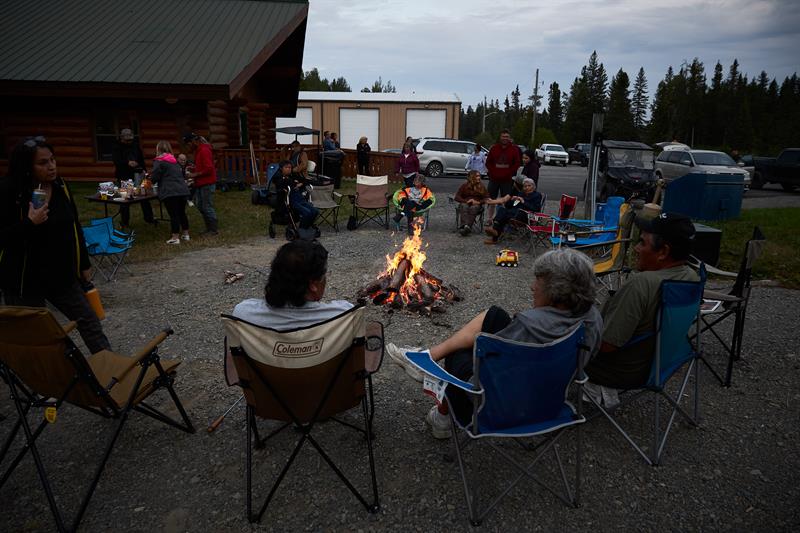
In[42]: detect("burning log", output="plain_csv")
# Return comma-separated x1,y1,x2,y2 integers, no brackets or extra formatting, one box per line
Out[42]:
414,273,435,302
388,259,411,292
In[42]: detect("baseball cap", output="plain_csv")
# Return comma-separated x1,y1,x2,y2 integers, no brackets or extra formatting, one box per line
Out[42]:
635,211,695,247
120,128,134,140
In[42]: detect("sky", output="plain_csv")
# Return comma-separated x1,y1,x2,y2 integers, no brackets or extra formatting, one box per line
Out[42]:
302,0,800,109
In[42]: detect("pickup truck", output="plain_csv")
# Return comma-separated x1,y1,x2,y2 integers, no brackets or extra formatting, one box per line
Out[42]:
751,148,800,191
535,143,569,166
568,143,590,166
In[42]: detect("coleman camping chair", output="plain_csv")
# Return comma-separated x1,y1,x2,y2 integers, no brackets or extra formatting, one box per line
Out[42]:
221,305,384,525
0,306,194,533
584,266,706,466
527,194,577,251
391,188,436,232
573,203,636,296
349,174,390,229
550,197,626,251
310,183,344,232
405,325,588,526
691,227,766,387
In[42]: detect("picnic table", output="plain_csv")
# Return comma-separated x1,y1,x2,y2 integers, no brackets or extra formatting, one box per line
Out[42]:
85,192,167,222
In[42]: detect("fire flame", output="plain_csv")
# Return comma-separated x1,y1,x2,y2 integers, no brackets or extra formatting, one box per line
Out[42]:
378,220,439,304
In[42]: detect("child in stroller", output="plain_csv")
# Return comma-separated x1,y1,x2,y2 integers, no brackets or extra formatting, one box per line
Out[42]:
268,160,320,240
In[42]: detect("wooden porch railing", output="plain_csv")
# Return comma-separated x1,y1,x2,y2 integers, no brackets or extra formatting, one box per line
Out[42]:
216,148,402,184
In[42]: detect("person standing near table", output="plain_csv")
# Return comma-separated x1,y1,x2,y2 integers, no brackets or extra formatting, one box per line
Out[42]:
184,132,219,235
112,128,155,228
151,140,190,245
0,137,111,354
485,129,521,226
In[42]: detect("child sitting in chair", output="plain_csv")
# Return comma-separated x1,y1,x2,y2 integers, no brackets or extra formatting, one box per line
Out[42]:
393,174,434,235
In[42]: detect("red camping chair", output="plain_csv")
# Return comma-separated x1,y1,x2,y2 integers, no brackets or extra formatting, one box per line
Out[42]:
527,194,577,252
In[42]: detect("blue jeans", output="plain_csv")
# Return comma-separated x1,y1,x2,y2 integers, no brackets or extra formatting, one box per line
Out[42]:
194,184,218,231
290,191,319,228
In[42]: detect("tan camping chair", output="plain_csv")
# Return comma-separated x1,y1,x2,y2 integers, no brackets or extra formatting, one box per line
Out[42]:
349,174,389,229
0,306,194,533
310,183,344,231
222,305,384,525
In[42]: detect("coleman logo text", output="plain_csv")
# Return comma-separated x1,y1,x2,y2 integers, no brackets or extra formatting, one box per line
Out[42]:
273,339,324,358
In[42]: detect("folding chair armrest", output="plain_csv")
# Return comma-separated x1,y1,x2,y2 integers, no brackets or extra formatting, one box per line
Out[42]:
572,237,630,251
689,256,737,278
62,320,78,334
347,193,357,205
130,328,174,365
333,191,344,205
405,351,481,394
703,289,742,302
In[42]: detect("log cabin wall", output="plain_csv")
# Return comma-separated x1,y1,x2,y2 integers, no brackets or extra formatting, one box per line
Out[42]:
0,97,273,180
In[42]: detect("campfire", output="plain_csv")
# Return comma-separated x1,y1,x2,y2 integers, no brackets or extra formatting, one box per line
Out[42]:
357,223,461,314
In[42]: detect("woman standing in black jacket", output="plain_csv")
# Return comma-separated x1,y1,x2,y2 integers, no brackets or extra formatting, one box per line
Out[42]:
356,136,371,175
0,137,111,354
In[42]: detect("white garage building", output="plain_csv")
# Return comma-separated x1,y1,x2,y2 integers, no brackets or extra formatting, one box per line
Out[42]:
276,91,461,151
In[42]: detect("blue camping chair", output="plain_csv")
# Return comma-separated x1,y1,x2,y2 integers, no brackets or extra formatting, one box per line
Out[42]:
406,325,588,526
550,196,625,249
87,217,135,246
585,265,707,466
82,223,134,282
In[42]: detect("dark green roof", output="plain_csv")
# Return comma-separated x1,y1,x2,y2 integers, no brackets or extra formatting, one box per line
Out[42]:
0,0,307,97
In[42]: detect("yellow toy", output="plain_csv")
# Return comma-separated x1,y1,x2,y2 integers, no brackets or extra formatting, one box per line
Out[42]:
496,249,519,267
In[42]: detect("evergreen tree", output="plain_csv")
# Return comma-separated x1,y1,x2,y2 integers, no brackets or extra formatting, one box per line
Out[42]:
299,68,330,91
329,77,351,92
585,51,608,112
562,74,592,146
362,77,396,93
546,81,563,138
605,69,637,140
631,67,649,134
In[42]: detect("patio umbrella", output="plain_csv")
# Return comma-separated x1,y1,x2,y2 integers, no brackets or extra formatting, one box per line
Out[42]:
271,126,320,141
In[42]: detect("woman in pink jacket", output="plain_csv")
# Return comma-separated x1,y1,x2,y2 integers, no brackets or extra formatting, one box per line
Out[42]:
395,142,420,187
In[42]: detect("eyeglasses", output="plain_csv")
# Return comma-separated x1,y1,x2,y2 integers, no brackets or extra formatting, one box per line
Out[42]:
23,135,46,148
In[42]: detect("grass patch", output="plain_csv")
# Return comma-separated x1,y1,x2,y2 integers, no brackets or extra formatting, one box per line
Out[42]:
71,180,403,264
706,207,800,289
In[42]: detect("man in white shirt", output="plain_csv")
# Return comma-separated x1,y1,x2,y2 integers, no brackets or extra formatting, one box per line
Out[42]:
232,240,352,330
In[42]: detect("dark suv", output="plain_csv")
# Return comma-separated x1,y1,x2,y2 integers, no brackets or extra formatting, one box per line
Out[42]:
568,143,591,166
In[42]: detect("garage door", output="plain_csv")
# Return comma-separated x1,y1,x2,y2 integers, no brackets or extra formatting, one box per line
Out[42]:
339,108,379,150
275,108,313,145
406,109,446,139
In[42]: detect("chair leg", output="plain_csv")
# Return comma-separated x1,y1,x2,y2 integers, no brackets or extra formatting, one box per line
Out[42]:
361,395,380,512
449,411,479,526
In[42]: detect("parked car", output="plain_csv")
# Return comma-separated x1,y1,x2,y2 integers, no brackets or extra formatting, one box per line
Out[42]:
750,148,800,191
568,143,591,166
412,138,487,177
535,143,568,166
739,154,755,181
655,149,751,189
383,148,402,154
594,140,658,201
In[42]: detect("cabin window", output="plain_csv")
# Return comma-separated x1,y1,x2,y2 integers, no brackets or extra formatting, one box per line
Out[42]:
239,109,249,146
94,112,139,161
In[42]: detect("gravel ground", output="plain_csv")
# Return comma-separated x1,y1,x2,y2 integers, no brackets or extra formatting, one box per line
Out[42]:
2,203,799,532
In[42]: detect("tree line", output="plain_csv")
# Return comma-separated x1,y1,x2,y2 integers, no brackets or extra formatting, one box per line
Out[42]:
459,51,800,156
298,68,396,93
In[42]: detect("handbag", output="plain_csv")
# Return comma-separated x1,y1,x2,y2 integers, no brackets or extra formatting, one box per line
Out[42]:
347,214,357,231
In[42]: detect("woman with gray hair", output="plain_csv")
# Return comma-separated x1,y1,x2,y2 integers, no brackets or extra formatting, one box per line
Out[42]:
484,177,542,244
387,248,603,438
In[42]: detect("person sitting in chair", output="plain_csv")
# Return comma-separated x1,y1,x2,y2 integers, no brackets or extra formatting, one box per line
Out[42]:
393,174,434,235
232,240,351,330
583,212,698,404
454,170,489,236
387,249,602,438
484,177,542,244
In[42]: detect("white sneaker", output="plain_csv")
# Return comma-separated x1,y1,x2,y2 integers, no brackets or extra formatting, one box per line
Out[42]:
385,343,424,383
426,405,451,439
166,238,180,245
181,234,191,241
583,382,620,409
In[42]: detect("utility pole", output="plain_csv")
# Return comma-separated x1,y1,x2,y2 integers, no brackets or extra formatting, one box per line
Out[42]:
482,95,498,133
530,68,539,147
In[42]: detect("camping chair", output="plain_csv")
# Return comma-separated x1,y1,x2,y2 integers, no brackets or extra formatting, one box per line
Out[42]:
221,306,384,524
87,216,135,245
391,189,436,232
0,306,194,532
691,227,766,387
310,184,344,232
528,194,577,251
495,192,547,250
550,197,626,250
584,266,706,466
573,203,636,295
349,174,390,229
447,196,484,233
405,325,588,526
82,222,134,282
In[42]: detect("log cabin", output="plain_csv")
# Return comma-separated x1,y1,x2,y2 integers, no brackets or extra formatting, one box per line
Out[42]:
0,0,309,182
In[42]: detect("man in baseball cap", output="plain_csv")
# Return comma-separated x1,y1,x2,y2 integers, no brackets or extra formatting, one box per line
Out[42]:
583,211,699,399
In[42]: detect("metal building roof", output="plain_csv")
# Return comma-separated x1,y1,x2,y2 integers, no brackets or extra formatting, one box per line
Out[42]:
0,0,307,95
299,91,461,104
